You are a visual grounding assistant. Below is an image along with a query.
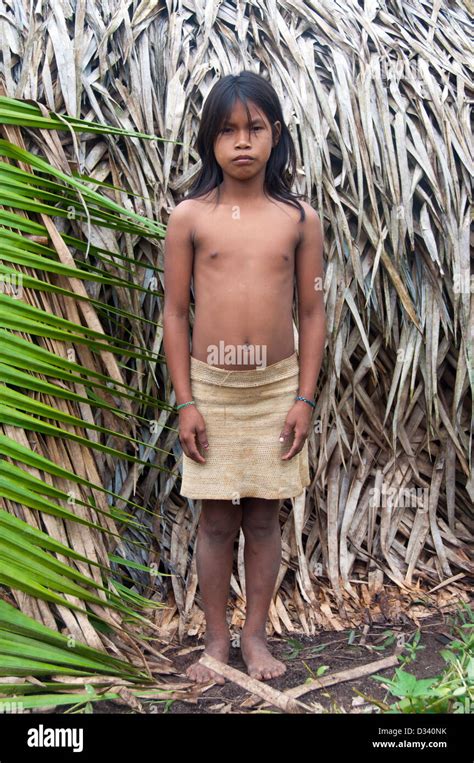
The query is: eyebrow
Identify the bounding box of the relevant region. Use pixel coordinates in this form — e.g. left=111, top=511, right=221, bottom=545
left=222, top=118, right=264, bottom=126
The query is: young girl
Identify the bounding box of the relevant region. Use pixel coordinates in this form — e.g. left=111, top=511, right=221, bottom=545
left=163, top=71, right=326, bottom=684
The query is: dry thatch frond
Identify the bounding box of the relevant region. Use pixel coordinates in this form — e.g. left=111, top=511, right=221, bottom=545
left=0, top=0, right=472, bottom=646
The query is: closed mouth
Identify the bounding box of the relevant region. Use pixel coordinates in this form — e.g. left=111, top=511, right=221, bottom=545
left=233, top=156, right=253, bottom=162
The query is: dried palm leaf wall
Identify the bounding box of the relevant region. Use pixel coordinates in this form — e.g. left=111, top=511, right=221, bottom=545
left=1, top=0, right=473, bottom=639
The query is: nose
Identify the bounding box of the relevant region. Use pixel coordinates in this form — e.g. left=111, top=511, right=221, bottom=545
left=234, top=129, right=251, bottom=147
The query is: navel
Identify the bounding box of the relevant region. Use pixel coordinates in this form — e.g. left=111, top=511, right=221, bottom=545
left=210, top=251, right=219, bottom=258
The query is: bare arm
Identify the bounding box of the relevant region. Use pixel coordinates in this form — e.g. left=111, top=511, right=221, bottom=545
left=280, top=204, right=326, bottom=460
left=163, top=200, right=208, bottom=463
left=295, top=204, right=326, bottom=399
left=163, top=201, right=195, bottom=405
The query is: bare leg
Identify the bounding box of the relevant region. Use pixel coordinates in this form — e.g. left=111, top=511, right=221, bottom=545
left=240, top=497, right=287, bottom=680
left=186, top=499, right=242, bottom=684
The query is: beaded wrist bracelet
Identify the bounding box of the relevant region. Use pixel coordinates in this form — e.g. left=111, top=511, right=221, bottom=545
left=295, top=395, right=316, bottom=409
left=176, top=400, right=196, bottom=411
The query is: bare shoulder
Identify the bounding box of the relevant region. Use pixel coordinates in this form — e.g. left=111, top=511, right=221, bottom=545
left=272, top=197, right=320, bottom=228
left=294, top=201, right=324, bottom=264
left=167, top=198, right=199, bottom=222
left=165, top=199, right=199, bottom=242
left=299, top=200, right=321, bottom=225
left=298, top=201, right=323, bottom=246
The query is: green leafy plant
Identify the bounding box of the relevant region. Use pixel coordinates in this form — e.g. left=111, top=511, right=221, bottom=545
left=359, top=604, right=474, bottom=713
left=0, top=95, right=176, bottom=708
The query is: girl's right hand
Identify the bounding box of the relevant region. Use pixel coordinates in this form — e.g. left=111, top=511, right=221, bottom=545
left=178, top=406, right=209, bottom=463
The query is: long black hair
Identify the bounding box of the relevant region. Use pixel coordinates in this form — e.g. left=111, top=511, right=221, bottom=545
left=184, top=71, right=306, bottom=221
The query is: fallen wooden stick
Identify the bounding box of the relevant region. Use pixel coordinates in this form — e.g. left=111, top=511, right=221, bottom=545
left=285, top=652, right=401, bottom=698
left=199, top=654, right=314, bottom=713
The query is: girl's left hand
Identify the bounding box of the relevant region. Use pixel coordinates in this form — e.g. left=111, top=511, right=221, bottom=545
left=279, top=401, right=313, bottom=460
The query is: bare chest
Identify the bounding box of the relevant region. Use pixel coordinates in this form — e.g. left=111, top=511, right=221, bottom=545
left=192, top=201, right=301, bottom=270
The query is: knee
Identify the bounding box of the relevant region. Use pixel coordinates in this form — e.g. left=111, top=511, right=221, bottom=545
left=241, top=517, right=279, bottom=540
left=199, top=518, right=240, bottom=542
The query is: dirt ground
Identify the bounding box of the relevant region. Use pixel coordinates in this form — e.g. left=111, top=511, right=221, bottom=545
left=93, top=612, right=456, bottom=714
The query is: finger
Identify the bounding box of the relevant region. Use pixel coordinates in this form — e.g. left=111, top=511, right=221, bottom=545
left=196, top=426, right=209, bottom=450
left=281, top=433, right=305, bottom=460
left=279, top=424, right=294, bottom=442
left=188, top=437, right=206, bottom=463
left=189, top=448, right=206, bottom=463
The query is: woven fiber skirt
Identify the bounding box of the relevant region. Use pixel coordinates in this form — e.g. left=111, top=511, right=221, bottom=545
left=179, top=351, right=311, bottom=500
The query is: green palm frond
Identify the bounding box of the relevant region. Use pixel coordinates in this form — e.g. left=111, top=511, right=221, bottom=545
left=0, top=97, right=174, bottom=704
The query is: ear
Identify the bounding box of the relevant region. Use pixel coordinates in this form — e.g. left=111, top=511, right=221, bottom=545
left=272, top=120, right=282, bottom=147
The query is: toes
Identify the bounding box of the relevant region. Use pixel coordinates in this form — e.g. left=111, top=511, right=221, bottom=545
left=248, top=663, right=286, bottom=680
left=186, top=665, right=225, bottom=685
left=186, top=666, right=204, bottom=682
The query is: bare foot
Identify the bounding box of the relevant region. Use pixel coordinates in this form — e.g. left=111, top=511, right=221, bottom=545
left=241, top=631, right=287, bottom=680
left=186, top=633, right=230, bottom=685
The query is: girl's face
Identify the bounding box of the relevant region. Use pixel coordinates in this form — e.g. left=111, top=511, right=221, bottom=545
left=213, top=99, right=281, bottom=178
